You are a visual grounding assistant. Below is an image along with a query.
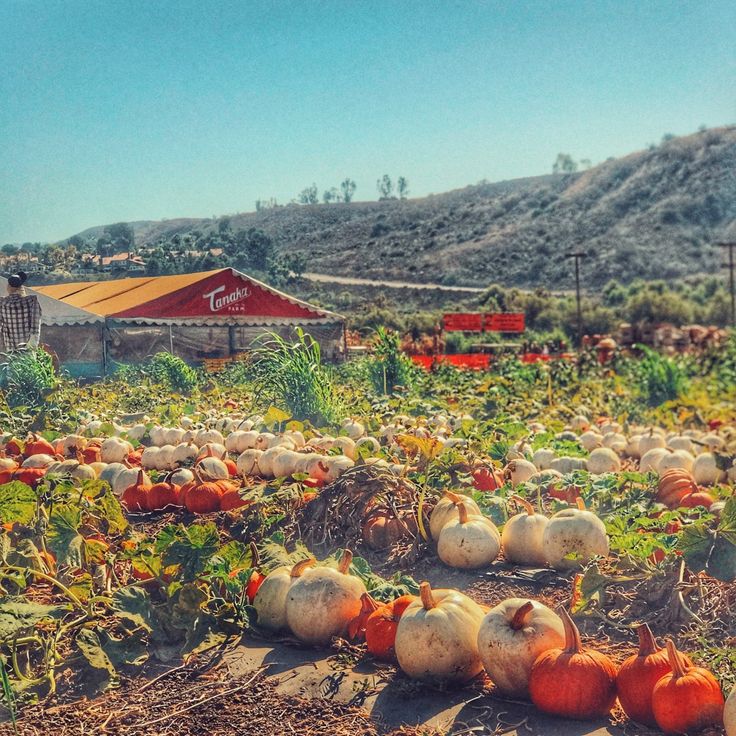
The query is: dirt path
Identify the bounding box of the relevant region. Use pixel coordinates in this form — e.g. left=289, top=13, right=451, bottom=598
left=302, top=272, right=487, bottom=293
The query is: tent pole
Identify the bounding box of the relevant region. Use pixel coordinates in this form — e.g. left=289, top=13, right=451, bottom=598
left=102, top=320, right=109, bottom=377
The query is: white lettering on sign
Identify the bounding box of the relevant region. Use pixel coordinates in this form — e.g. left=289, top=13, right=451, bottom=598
left=203, top=284, right=251, bottom=312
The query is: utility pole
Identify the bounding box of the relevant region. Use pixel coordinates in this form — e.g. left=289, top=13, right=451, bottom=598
left=717, top=242, right=736, bottom=327
left=565, top=252, right=587, bottom=347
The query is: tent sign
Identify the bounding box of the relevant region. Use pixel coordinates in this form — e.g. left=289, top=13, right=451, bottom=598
left=203, top=284, right=252, bottom=313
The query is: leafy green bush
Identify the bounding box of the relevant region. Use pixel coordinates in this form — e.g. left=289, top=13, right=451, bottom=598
left=0, top=348, right=59, bottom=408
left=630, top=346, right=689, bottom=406
left=366, top=327, right=416, bottom=394
left=148, top=352, right=200, bottom=393
left=250, top=329, right=341, bottom=425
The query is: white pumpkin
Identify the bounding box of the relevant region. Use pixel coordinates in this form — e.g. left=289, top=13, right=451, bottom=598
left=194, top=429, right=224, bottom=448
left=725, top=683, right=736, bottom=736
left=173, top=441, right=198, bottom=466
left=156, top=444, right=176, bottom=470
left=505, top=459, right=537, bottom=487
left=437, top=503, right=501, bottom=569
left=341, top=420, right=365, bottom=440
left=196, top=455, right=229, bottom=480
left=692, top=452, right=727, bottom=486
left=640, top=447, right=669, bottom=473
left=701, top=433, right=725, bottom=453
left=579, top=431, right=602, bottom=452
left=601, top=433, right=627, bottom=454
left=126, top=424, right=148, bottom=442
left=658, top=450, right=695, bottom=473
left=667, top=435, right=694, bottom=454
left=542, top=499, right=609, bottom=570
left=100, top=437, right=132, bottom=464
left=550, top=456, right=587, bottom=474
left=111, top=467, right=150, bottom=496
left=639, top=432, right=666, bottom=456
left=255, top=433, right=276, bottom=451
left=236, top=449, right=263, bottom=477
left=586, top=447, right=621, bottom=475
left=332, top=437, right=356, bottom=459
left=21, top=454, right=56, bottom=468
left=624, top=434, right=642, bottom=459
left=395, top=582, right=485, bottom=683
left=285, top=550, right=366, bottom=645
left=163, top=427, right=186, bottom=445
left=169, top=467, right=194, bottom=486
left=253, top=558, right=313, bottom=631
left=355, top=436, right=381, bottom=454
left=271, top=450, right=300, bottom=478
left=501, top=497, right=548, bottom=567
left=477, top=598, right=565, bottom=697
left=570, top=415, right=590, bottom=432
left=429, top=491, right=482, bottom=540
left=311, top=455, right=354, bottom=484
left=532, top=448, right=556, bottom=471
left=58, top=434, right=87, bottom=456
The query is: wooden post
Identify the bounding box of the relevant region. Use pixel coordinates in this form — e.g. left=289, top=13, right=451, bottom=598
left=717, top=242, right=736, bottom=327
left=565, top=252, right=587, bottom=347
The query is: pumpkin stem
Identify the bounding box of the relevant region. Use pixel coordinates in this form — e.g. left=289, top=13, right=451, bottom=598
left=457, top=502, right=469, bottom=524
left=419, top=581, right=436, bottom=610
left=290, top=558, right=316, bottom=578
left=360, top=593, right=380, bottom=614
left=136, top=468, right=145, bottom=486
left=192, top=466, right=204, bottom=485
left=558, top=606, right=583, bottom=653
left=575, top=496, right=586, bottom=511
left=510, top=601, right=534, bottom=630
left=511, top=495, right=535, bottom=516
left=338, top=548, right=354, bottom=574
left=249, top=542, right=260, bottom=568
left=444, top=491, right=462, bottom=504
left=664, top=639, right=687, bottom=678
left=636, top=623, right=660, bottom=656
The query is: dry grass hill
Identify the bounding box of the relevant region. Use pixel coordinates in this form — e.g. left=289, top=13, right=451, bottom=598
left=71, top=126, right=736, bottom=289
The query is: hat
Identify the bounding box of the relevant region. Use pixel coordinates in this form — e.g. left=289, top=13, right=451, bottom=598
left=7, top=272, right=28, bottom=288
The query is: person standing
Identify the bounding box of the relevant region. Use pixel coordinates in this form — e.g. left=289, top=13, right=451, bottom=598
left=0, top=272, right=42, bottom=351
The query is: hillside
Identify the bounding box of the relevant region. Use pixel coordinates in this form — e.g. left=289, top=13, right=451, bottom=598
left=68, top=127, right=736, bottom=289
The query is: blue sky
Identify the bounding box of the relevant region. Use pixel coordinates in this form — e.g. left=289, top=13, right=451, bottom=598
left=1, top=0, right=734, bottom=243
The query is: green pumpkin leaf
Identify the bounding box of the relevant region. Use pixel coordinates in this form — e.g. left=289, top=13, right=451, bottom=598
left=0, top=482, right=37, bottom=525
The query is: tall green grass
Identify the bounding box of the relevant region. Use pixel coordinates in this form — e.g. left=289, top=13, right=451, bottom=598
left=366, top=327, right=416, bottom=395
left=250, top=329, right=341, bottom=425
left=632, top=345, right=689, bottom=406
left=0, top=348, right=59, bottom=409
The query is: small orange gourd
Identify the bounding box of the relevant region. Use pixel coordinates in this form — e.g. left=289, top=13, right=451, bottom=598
left=121, top=469, right=152, bottom=513
left=347, top=593, right=381, bottom=642
left=652, top=640, right=724, bottom=734
left=365, top=594, right=417, bottom=661
left=529, top=606, right=617, bottom=720
left=656, top=469, right=697, bottom=509
left=616, top=624, right=692, bottom=727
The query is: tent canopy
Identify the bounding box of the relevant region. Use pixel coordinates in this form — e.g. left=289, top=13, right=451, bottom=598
left=0, top=277, right=102, bottom=325
left=35, top=269, right=342, bottom=326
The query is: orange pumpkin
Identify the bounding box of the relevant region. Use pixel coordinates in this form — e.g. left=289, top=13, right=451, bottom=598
left=4, top=438, right=23, bottom=456
left=81, top=444, right=101, bottom=464
left=529, top=606, right=617, bottom=720
left=657, top=469, right=697, bottom=509
left=220, top=486, right=249, bottom=511
left=472, top=465, right=503, bottom=492
left=548, top=484, right=582, bottom=504
left=147, top=481, right=181, bottom=511
left=347, top=593, right=381, bottom=642
left=617, top=624, right=692, bottom=727
left=121, top=469, right=152, bottom=513
left=362, top=509, right=417, bottom=550
left=679, top=491, right=715, bottom=509
left=23, top=434, right=55, bottom=458
left=652, top=640, right=724, bottom=734
left=183, top=469, right=227, bottom=514
left=365, top=594, right=416, bottom=661
left=13, top=467, right=46, bottom=489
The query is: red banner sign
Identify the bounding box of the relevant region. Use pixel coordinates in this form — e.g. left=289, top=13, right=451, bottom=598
left=485, top=313, right=525, bottom=333
left=443, top=312, right=526, bottom=333
left=443, top=313, right=484, bottom=332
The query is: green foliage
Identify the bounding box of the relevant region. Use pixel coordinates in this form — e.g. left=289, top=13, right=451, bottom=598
left=0, top=348, right=59, bottom=409
left=366, top=327, right=416, bottom=394
left=628, top=346, right=688, bottom=406
left=145, top=352, right=200, bottom=394
left=250, top=329, right=341, bottom=425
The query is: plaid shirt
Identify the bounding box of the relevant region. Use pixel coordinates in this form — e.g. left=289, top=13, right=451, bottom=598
left=0, top=294, right=42, bottom=351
